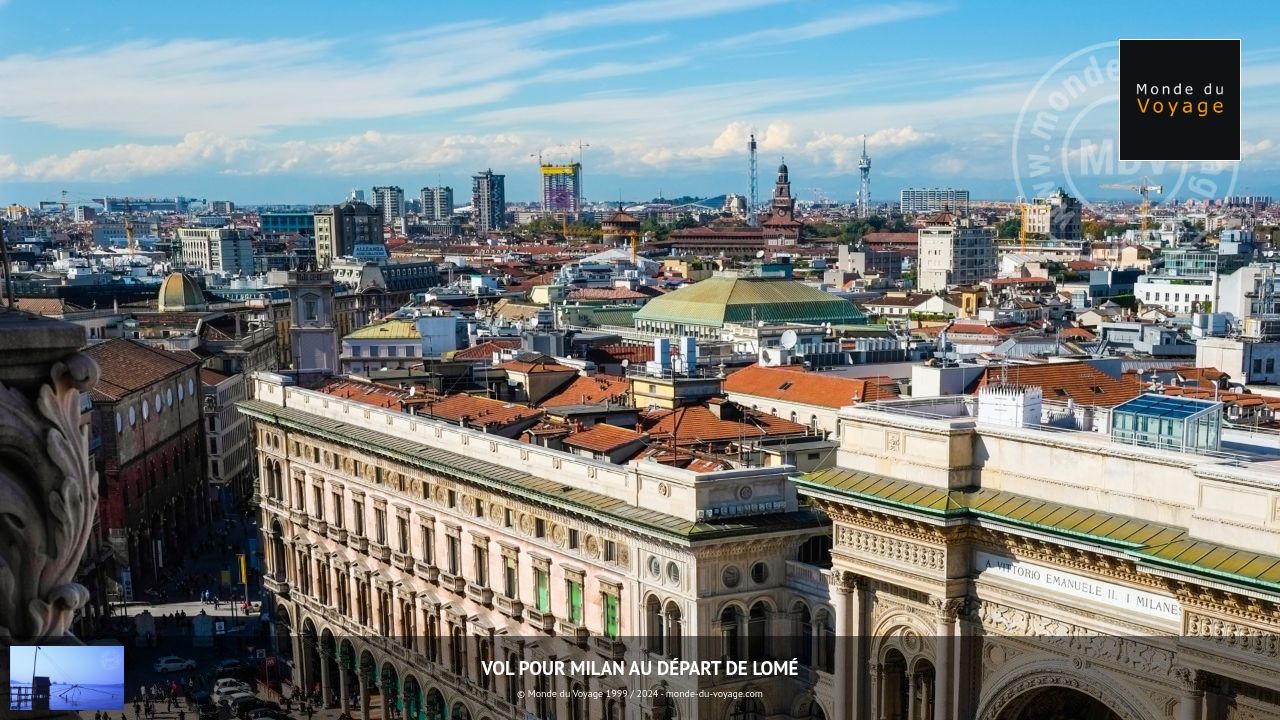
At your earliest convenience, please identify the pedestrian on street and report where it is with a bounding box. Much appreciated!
[307,704,314,720]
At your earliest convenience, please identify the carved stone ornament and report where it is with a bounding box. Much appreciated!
[0,312,101,641]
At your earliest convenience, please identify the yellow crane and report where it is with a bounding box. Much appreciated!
[122,197,136,255]
[1099,177,1162,241]
[1019,202,1029,252]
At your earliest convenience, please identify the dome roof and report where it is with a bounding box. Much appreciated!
[633,274,865,329]
[158,272,206,312]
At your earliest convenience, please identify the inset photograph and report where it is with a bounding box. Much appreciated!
[9,645,125,712]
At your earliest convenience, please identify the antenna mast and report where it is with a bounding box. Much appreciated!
[857,134,871,218]
[748,133,759,227]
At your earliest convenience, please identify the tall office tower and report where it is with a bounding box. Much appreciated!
[472,169,507,234]
[917,214,998,291]
[1021,187,1083,243]
[372,186,404,225]
[540,162,582,215]
[421,186,454,221]
[313,200,383,267]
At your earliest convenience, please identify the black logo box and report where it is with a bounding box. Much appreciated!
[1119,39,1240,162]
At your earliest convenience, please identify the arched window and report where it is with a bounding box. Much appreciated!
[664,601,683,658]
[646,596,664,654]
[719,606,742,662]
[790,411,798,423]
[793,603,812,668]
[652,687,676,720]
[505,651,523,705]
[748,602,769,662]
[569,683,586,720]
[815,610,835,673]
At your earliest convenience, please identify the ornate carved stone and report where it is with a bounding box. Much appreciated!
[0,312,100,641]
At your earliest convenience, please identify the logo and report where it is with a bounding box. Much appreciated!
[1120,39,1240,161]
[1012,41,1237,229]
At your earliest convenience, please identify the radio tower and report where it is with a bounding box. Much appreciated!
[857,134,871,218]
[748,133,759,226]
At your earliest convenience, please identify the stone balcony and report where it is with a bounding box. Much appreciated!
[592,635,625,661]
[495,595,523,621]
[369,542,392,563]
[416,562,439,583]
[327,526,348,543]
[524,608,556,633]
[558,618,589,646]
[439,571,466,595]
[466,583,494,607]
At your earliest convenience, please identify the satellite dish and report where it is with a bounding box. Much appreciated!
[780,329,799,349]
[756,249,766,259]
[621,359,630,368]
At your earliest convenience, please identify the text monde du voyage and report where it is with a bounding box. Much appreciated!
[482,659,802,678]
[1134,82,1228,118]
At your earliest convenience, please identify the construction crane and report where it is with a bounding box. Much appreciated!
[1099,177,1162,241]
[1019,202,1029,252]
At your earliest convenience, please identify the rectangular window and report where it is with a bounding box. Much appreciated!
[604,594,620,638]
[474,498,484,518]
[374,508,387,545]
[504,556,518,599]
[352,501,364,535]
[504,509,513,528]
[535,568,550,613]
[397,516,409,553]
[604,541,616,562]
[473,545,488,586]
[568,529,579,550]
[567,580,583,624]
[1269,358,1276,374]
[332,492,344,528]
[447,535,460,574]
[534,518,545,538]
[421,525,435,565]
[447,490,456,508]
[312,486,324,521]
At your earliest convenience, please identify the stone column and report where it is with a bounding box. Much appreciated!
[0,311,100,642]
[825,570,854,720]
[339,659,350,715]
[290,623,306,695]
[930,597,961,720]
[906,671,919,720]
[1176,667,1204,720]
[319,645,331,709]
[869,662,883,720]
[358,671,370,720]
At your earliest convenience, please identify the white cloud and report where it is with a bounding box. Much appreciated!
[712,3,947,49]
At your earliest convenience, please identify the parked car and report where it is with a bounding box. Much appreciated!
[233,697,279,720]
[214,679,250,694]
[154,656,197,673]
[214,688,255,707]
[214,658,255,682]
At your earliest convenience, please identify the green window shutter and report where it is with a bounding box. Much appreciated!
[569,581,583,624]
[604,594,619,638]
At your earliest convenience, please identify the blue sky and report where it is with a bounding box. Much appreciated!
[0,0,1278,206]
[9,645,124,685]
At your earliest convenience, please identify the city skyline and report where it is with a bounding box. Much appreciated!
[1,0,1278,205]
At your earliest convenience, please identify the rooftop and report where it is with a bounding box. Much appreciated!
[83,338,201,401]
[343,318,421,341]
[723,364,899,409]
[633,274,866,328]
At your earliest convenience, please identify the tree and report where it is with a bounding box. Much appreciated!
[996,218,1021,239]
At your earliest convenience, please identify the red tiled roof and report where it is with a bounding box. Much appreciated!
[585,343,655,367]
[320,379,411,409]
[563,423,648,453]
[723,364,899,408]
[640,404,809,445]
[968,361,1143,407]
[416,393,542,428]
[452,339,522,361]
[200,368,230,387]
[83,338,201,401]
[1058,327,1097,341]
[539,374,633,408]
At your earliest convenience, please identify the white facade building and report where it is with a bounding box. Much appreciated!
[177,226,254,275]
[917,216,997,291]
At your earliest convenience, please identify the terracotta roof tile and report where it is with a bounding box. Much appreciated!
[968,361,1143,407]
[539,374,633,408]
[452,339,522,361]
[723,364,899,409]
[413,393,543,428]
[640,404,810,445]
[497,356,576,374]
[83,338,201,401]
[320,379,411,409]
[563,423,648,453]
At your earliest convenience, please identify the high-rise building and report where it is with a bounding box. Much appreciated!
[472,169,507,234]
[313,200,383,267]
[208,200,235,214]
[917,214,997,291]
[421,186,454,221]
[540,162,582,215]
[176,226,254,275]
[1022,187,1082,243]
[900,188,970,214]
[372,186,405,225]
[282,267,338,373]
